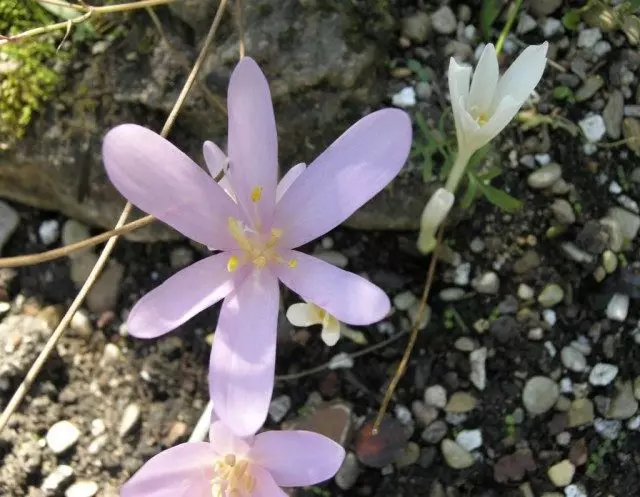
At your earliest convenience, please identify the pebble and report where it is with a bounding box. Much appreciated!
[46,421,80,454]
[594,418,622,439]
[604,90,624,139]
[513,250,541,274]
[469,237,485,253]
[561,243,593,264]
[551,199,576,224]
[471,272,499,294]
[517,13,537,34]
[90,418,106,437]
[455,429,482,451]
[393,291,417,311]
[392,87,416,108]
[564,484,587,497]
[568,399,595,428]
[424,385,447,409]
[543,309,557,327]
[593,40,611,57]
[61,219,90,249]
[634,377,640,400]
[100,343,121,367]
[469,347,487,391]
[421,420,448,444]
[602,250,618,273]
[556,432,571,446]
[395,441,420,468]
[439,288,465,301]
[607,207,640,240]
[606,382,638,419]
[70,309,92,337]
[561,346,587,372]
[579,115,607,143]
[87,434,108,454]
[118,403,141,437]
[41,465,74,493]
[538,284,564,307]
[606,293,629,322]
[453,262,471,286]
[0,201,19,253]
[335,452,360,490]
[412,401,439,427]
[169,247,194,269]
[416,81,433,100]
[431,6,457,34]
[65,481,99,497]
[268,395,292,423]
[445,392,477,413]
[441,439,474,469]
[577,27,602,48]
[575,75,603,102]
[548,460,575,487]
[589,363,619,386]
[627,415,640,430]
[523,376,559,415]
[314,251,348,268]
[527,163,562,189]
[454,337,476,352]
[39,219,60,245]
[518,284,534,300]
[407,302,431,330]
[542,18,563,37]
[402,12,431,43]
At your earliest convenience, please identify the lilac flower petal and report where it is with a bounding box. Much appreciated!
[273,109,411,248]
[120,442,214,497]
[127,252,249,339]
[227,57,278,225]
[209,269,280,438]
[276,163,306,202]
[208,421,253,457]
[102,124,240,249]
[251,465,288,497]
[203,140,227,179]
[251,430,345,487]
[274,250,390,325]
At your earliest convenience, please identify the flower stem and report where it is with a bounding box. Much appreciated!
[443,149,472,194]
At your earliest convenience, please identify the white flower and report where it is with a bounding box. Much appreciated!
[286,302,367,346]
[417,188,455,254]
[449,42,548,158]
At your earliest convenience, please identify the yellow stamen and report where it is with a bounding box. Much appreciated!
[250,186,263,202]
[271,228,283,239]
[227,256,239,272]
[288,259,298,268]
[254,255,268,269]
[211,454,255,497]
[476,113,489,125]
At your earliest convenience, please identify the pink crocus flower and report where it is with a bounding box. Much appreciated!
[121,417,345,497]
[102,57,412,437]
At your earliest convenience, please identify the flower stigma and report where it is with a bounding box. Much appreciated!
[211,453,256,497]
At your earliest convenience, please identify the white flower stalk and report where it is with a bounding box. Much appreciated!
[445,42,548,193]
[417,187,455,254]
[286,302,366,346]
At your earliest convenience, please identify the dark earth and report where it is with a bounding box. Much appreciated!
[1,0,640,496]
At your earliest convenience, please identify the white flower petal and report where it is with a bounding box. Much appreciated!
[476,95,521,149]
[491,42,548,113]
[286,302,322,327]
[417,188,455,253]
[321,316,341,346]
[467,44,499,116]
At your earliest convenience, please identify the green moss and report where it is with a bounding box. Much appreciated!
[0,0,63,147]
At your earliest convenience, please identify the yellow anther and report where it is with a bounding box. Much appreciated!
[476,113,489,125]
[227,256,239,272]
[250,186,263,202]
[288,259,298,268]
[271,228,283,239]
[254,255,268,269]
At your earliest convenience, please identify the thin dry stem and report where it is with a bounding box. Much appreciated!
[372,228,444,433]
[0,0,229,435]
[0,0,174,46]
[235,0,245,58]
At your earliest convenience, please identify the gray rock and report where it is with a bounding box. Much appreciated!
[606,382,639,419]
[542,18,564,37]
[395,441,420,468]
[589,363,619,386]
[431,6,457,35]
[550,199,576,224]
[455,428,482,451]
[0,201,19,254]
[335,452,360,490]
[421,420,448,444]
[579,115,606,142]
[527,163,562,189]
[577,28,602,48]
[606,293,629,322]
[412,401,439,427]
[118,403,141,437]
[568,399,594,427]
[469,347,487,391]
[625,105,640,117]
[424,385,447,409]
[604,90,624,139]
[471,272,500,294]
[607,207,640,240]
[575,75,603,102]
[523,376,559,415]
[547,459,575,487]
[490,316,519,344]
[445,392,477,413]
[561,346,587,372]
[531,0,562,16]
[538,284,564,307]
[269,395,292,423]
[46,420,81,454]
[594,418,622,439]
[402,12,431,43]
[441,439,474,469]
[170,247,194,269]
[394,291,417,311]
[41,465,74,494]
[517,13,537,34]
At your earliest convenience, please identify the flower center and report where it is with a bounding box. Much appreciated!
[211,453,255,497]
[469,105,489,126]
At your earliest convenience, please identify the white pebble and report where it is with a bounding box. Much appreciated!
[455,429,483,451]
[589,363,619,386]
[268,395,292,423]
[454,262,471,286]
[561,346,587,372]
[329,352,354,370]
[543,309,557,327]
[46,421,80,454]
[517,284,534,300]
[65,481,99,497]
[424,385,447,408]
[606,293,629,322]
[39,220,60,245]
[579,115,606,143]
[392,87,416,108]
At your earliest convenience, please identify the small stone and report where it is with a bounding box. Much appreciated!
[268,395,292,423]
[606,293,629,322]
[118,403,141,437]
[606,382,639,419]
[412,401,438,427]
[607,206,640,240]
[569,439,588,466]
[527,163,562,189]
[394,291,417,311]
[0,201,19,253]
[634,377,640,400]
[469,237,485,253]
[407,302,431,330]
[575,75,604,102]
[579,114,607,142]
[538,284,564,307]
[513,250,541,274]
[589,363,619,386]
[392,87,416,108]
[87,434,108,454]
[439,288,465,301]
[556,432,571,446]
[402,12,431,43]
[61,219,90,249]
[543,309,557,326]
[441,439,474,469]
[46,421,80,454]
[69,309,92,337]
[517,13,537,34]
[593,40,611,56]
[469,347,487,391]
[531,0,562,15]
[518,284,534,300]
[499,295,519,315]
[542,18,564,37]
[163,421,188,446]
[627,415,640,430]
[523,376,559,415]
[547,459,575,487]
[39,219,60,245]
[561,346,587,372]
[490,316,518,344]
[564,484,587,497]
[568,399,595,428]
[455,429,482,451]
[471,272,499,294]
[169,247,194,269]
[100,343,121,367]
[604,90,625,139]
[329,352,354,370]
[41,465,74,493]
[90,419,106,437]
[421,420,448,444]
[416,81,432,99]
[431,6,457,34]
[445,392,477,413]
[602,250,618,274]
[577,27,602,48]
[551,199,576,224]
[65,481,99,497]
[454,337,476,352]
[494,450,536,483]
[395,441,420,468]
[424,385,447,408]
[594,418,622,439]
[335,452,359,490]
[314,251,348,268]
[623,118,640,156]
[453,262,471,286]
